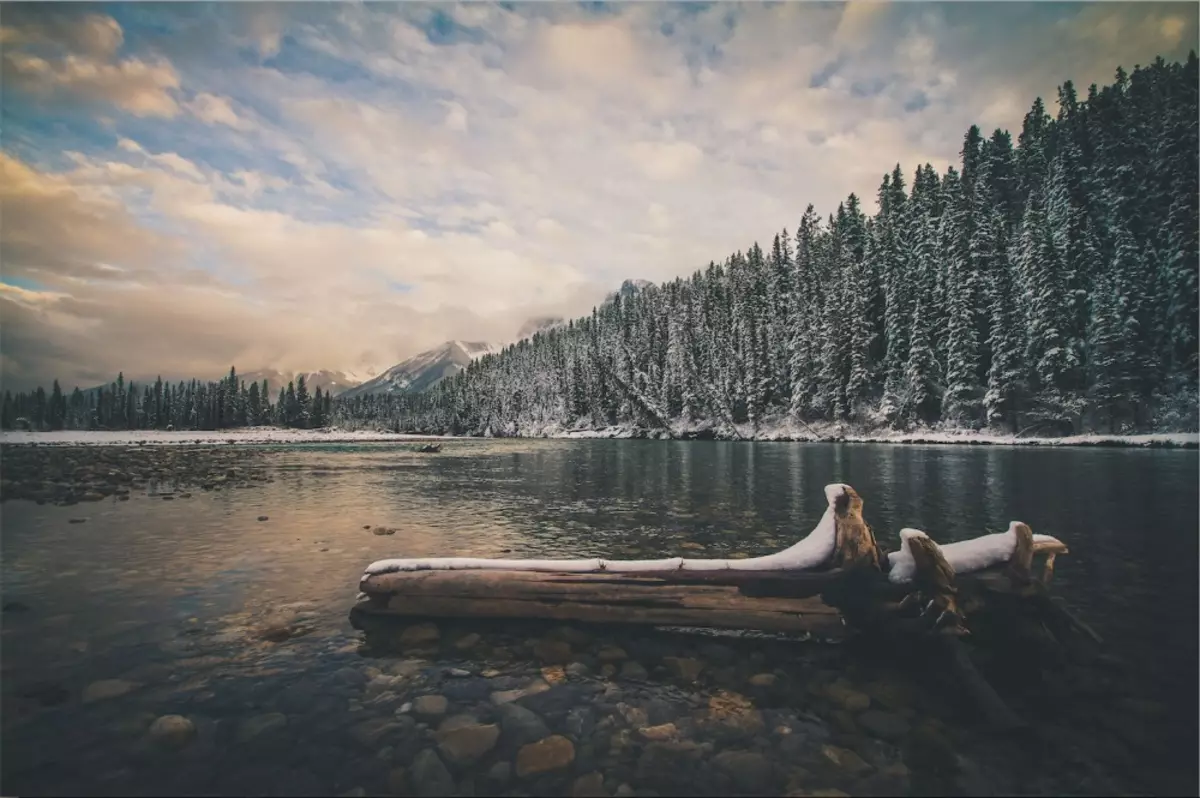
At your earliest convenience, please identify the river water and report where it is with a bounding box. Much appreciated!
[1,440,1196,797]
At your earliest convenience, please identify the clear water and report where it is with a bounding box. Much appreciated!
[2,440,1196,796]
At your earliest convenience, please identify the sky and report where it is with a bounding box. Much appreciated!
[1,1,1196,392]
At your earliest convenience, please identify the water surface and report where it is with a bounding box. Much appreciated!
[2,440,1196,796]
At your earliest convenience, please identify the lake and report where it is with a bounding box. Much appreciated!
[1,440,1196,797]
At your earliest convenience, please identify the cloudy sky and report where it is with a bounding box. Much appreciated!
[2,1,1195,391]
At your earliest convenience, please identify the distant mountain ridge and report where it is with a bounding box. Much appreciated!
[338,340,495,399]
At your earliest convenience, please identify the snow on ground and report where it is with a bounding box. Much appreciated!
[2,423,1195,448]
[547,419,1199,447]
[0,427,445,447]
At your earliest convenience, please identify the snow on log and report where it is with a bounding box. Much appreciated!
[885,522,1068,585]
[364,483,850,579]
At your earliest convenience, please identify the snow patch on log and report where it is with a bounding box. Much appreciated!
[886,523,1065,584]
[363,483,849,579]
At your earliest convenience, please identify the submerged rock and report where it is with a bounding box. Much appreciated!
[410,749,455,797]
[149,715,196,748]
[516,734,575,777]
[82,679,139,703]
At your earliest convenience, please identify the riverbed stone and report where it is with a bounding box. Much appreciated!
[638,723,677,742]
[856,710,910,741]
[148,714,196,748]
[533,639,572,665]
[597,645,628,663]
[400,623,440,647]
[453,633,481,651]
[410,749,454,797]
[749,673,778,688]
[435,722,500,766]
[824,681,870,712]
[619,661,649,680]
[636,741,705,783]
[565,707,596,740]
[570,771,607,797]
[82,679,139,703]
[414,695,449,719]
[714,750,773,792]
[236,712,288,743]
[819,744,872,776]
[516,735,575,777]
[663,657,704,683]
[498,703,551,746]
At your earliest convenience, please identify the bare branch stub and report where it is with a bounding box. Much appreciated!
[907,534,968,636]
[1004,521,1036,586]
[831,486,882,572]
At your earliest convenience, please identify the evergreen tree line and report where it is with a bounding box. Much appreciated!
[1,368,334,432]
[336,55,1198,437]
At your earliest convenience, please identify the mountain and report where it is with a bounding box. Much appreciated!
[338,341,495,399]
[237,369,364,397]
[516,315,565,340]
[602,278,653,307]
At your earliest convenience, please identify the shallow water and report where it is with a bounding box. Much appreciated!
[1,440,1196,797]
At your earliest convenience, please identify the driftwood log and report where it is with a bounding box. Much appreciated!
[352,483,1086,729]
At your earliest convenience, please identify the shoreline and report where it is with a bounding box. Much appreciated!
[0,425,1196,449]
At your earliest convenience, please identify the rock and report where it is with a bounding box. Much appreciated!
[636,741,705,782]
[571,772,608,797]
[748,673,777,688]
[410,749,455,797]
[902,724,960,775]
[619,661,649,680]
[68,518,87,524]
[257,515,269,522]
[453,633,481,651]
[435,722,500,766]
[565,707,596,740]
[823,681,870,712]
[643,699,678,726]
[81,491,104,501]
[701,690,764,739]
[856,710,910,741]
[149,714,196,748]
[533,639,572,665]
[441,679,491,704]
[714,750,773,792]
[638,723,677,742]
[516,684,582,717]
[82,679,139,703]
[596,645,628,663]
[237,712,288,743]
[485,761,511,787]
[498,703,551,746]
[352,717,401,747]
[414,695,449,718]
[662,657,704,683]
[372,526,397,536]
[515,735,576,777]
[566,662,590,679]
[388,768,407,795]
[400,623,440,647]
[541,665,567,685]
[819,745,872,776]
[617,703,648,728]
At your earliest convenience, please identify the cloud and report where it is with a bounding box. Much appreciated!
[1,11,180,117]
[1,2,1196,392]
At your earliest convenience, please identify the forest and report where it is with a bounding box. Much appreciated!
[4,56,1197,438]
[336,55,1199,438]
[1,369,332,431]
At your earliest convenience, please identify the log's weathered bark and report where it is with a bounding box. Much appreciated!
[355,569,847,637]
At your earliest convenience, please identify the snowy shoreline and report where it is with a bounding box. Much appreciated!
[0,425,1195,449]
